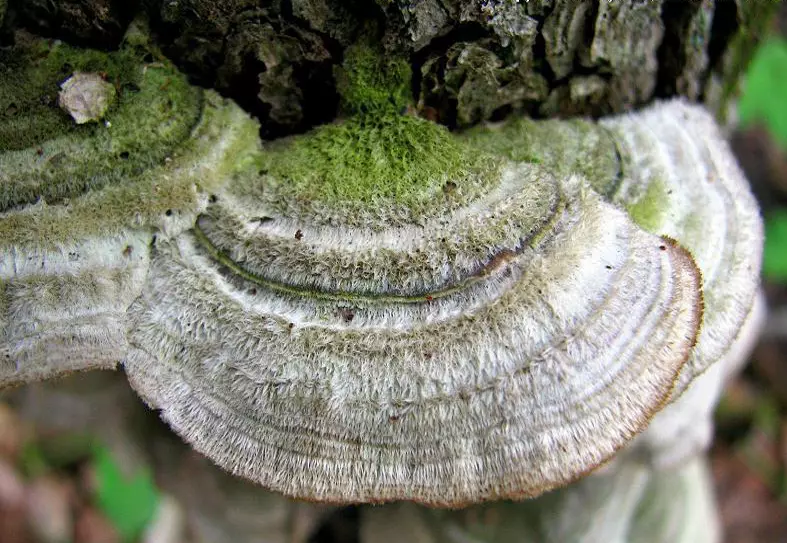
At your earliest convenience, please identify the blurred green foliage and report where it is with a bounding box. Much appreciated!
[15,431,160,541]
[739,38,787,148]
[93,445,160,542]
[739,37,787,282]
[763,210,787,281]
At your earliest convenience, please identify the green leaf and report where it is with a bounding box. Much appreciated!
[739,37,787,149]
[92,446,160,542]
[763,209,787,282]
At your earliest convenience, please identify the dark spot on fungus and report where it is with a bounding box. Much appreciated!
[659,245,667,251]
[122,246,133,257]
[295,230,303,241]
[208,194,218,203]
[389,415,400,422]
[47,152,66,167]
[249,288,257,295]
[443,181,457,194]
[479,250,516,277]
[165,209,173,217]
[339,309,355,323]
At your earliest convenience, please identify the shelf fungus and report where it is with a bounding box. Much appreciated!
[466,100,763,396]
[0,38,761,507]
[465,99,764,468]
[0,31,260,387]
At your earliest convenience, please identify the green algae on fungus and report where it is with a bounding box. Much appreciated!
[0,33,759,511]
[0,34,261,249]
[0,35,203,211]
[461,116,621,197]
[0,34,143,150]
[250,113,500,228]
[624,178,669,233]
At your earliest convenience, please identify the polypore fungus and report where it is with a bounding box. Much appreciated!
[0,35,761,508]
[0,29,260,386]
[465,99,764,467]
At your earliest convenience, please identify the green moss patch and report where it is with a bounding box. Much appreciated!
[462,117,620,196]
[0,36,203,211]
[250,111,499,224]
[0,92,257,248]
[335,43,412,115]
[0,37,140,150]
[625,178,668,232]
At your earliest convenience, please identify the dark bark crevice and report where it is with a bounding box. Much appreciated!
[0,0,777,136]
[706,0,740,74]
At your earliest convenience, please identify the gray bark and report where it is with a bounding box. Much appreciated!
[1,0,778,135]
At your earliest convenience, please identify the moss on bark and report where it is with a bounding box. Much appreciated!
[1,1,778,137]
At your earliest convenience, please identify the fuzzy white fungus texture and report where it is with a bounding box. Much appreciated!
[0,35,763,509]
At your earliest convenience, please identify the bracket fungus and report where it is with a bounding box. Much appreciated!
[465,100,765,468]
[0,29,260,387]
[0,35,762,509]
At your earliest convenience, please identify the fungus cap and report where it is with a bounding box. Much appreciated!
[1,36,763,507]
[467,98,764,395]
[0,34,259,387]
[465,98,764,467]
[601,100,763,393]
[123,104,703,505]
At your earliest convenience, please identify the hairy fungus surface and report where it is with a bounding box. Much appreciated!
[0,31,260,387]
[467,99,764,396]
[0,36,761,506]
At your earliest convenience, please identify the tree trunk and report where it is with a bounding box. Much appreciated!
[1,0,778,136]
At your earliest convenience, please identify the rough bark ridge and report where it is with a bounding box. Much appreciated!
[1,0,779,137]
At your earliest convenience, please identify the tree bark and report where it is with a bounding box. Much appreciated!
[1,0,779,136]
